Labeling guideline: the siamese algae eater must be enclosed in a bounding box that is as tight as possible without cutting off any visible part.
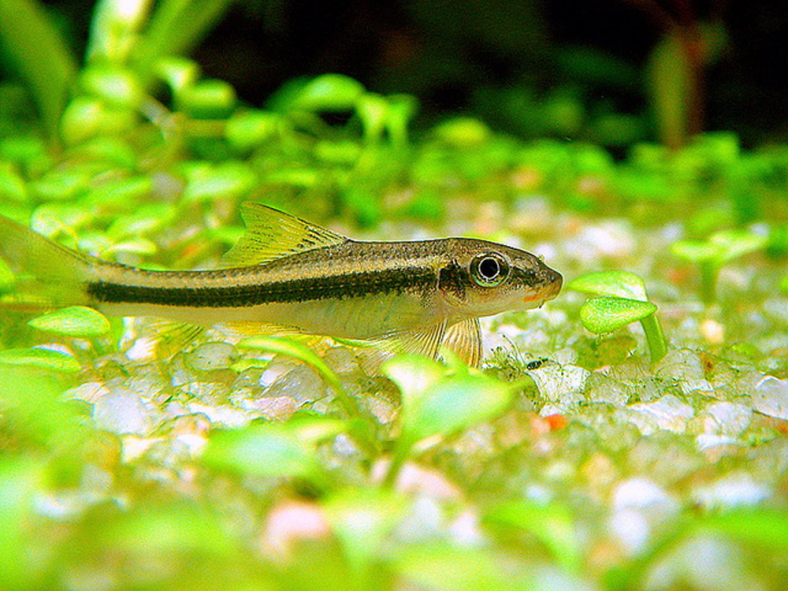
[0,203,562,366]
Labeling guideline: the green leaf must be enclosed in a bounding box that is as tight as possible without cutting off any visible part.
[670,239,723,263]
[28,306,111,338]
[647,29,690,148]
[287,413,348,446]
[385,94,418,146]
[106,203,175,239]
[60,96,137,145]
[0,457,47,590]
[567,270,648,301]
[225,110,281,151]
[30,167,91,201]
[176,79,236,119]
[0,0,78,137]
[84,176,153,208]
[485,501,581,571]
[203,422,319,481]
[672,229,767,266]
[238,336,343,394]
[0,162,28,203]
[81,65,144,108]
[703,509,788,551]
[382,355,445,416]
[135,0,233,74]
[289,74,365,112]
[100,502,236,556]
[0,347,80,373]
[709,229,767,264]
[395,544,527,591]
[182,161,256,202]
[356,93,388,141]
[156,56,200,93]
[434,117,491,146]
[324,489,407,575]
[0,257,15,293]
[0,365,86,446]
[579,296,657,334]
[403,371,514,445]
[86,0,151,64]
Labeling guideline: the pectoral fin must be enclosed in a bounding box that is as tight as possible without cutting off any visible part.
[377,321,448,360]
[441,318,482,367]
[222,203,348,267]
[143,319,207,360]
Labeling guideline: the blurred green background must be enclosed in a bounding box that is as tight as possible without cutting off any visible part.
[9,0,786,149]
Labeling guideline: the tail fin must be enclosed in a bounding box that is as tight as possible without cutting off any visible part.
[0,215,92,305]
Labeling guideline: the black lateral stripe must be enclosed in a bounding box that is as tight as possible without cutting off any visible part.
[86,266,436,308]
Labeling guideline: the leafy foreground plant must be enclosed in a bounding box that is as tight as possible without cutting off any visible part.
[670,228,767,303]
[568,270,667,363]
[381,354,527,486]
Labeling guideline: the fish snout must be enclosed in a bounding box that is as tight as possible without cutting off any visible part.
[543,268,563,300]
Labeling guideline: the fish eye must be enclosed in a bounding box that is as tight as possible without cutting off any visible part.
[471,253,510,287]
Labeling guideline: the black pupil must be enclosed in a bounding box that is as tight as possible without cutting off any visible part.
[479,257,500,280]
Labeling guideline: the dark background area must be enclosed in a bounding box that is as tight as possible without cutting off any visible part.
[42,0,788,147]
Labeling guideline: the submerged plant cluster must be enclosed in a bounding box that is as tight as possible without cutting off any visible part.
[1,1,788,590]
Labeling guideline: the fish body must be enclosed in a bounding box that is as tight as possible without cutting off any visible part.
[0,204,562,365]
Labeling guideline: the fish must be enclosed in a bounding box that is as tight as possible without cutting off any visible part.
[0,203,562,366]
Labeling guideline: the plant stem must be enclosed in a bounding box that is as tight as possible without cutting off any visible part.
[383,445,409,488]
[640,313,667,363]
[699,260,718,304]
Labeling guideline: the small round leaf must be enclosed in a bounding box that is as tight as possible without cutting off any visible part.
[203,423,317,480]
[290,74,365,112]
[402,373,515,446]
[579,296,657,334]
[28,306,110,338]
[567,270,648,301]
[0,348,80,373]
[670,240,724,263]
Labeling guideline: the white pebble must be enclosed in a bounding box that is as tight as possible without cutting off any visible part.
[697,401,752,436]
[93,390,151,435]
[692,472,770,510]
[751,375,788,420]
[629,395,695,434]
[613,478,676,511]
[527,363,589,403]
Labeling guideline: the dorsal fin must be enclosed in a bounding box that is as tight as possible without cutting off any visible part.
[221,203,348,267]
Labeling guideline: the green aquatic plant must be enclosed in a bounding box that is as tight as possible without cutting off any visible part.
[0,0,420,228]
[0,0,77,137]
[0,0,233,137]
[202,414,348,491]
[606,508,788,591]
[323,488,408,588]
[381,355,523,486]
[0,346,81,373]
[237,335,361,418]
[568,270,667,363]
[484,500,581,572]
[0,307,115,373]
[27,305,111,338]
[670,228,768,303]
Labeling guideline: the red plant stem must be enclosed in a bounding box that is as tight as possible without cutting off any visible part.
[672,0,705,137]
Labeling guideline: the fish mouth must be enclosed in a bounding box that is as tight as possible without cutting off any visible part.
[524,272,563,305]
